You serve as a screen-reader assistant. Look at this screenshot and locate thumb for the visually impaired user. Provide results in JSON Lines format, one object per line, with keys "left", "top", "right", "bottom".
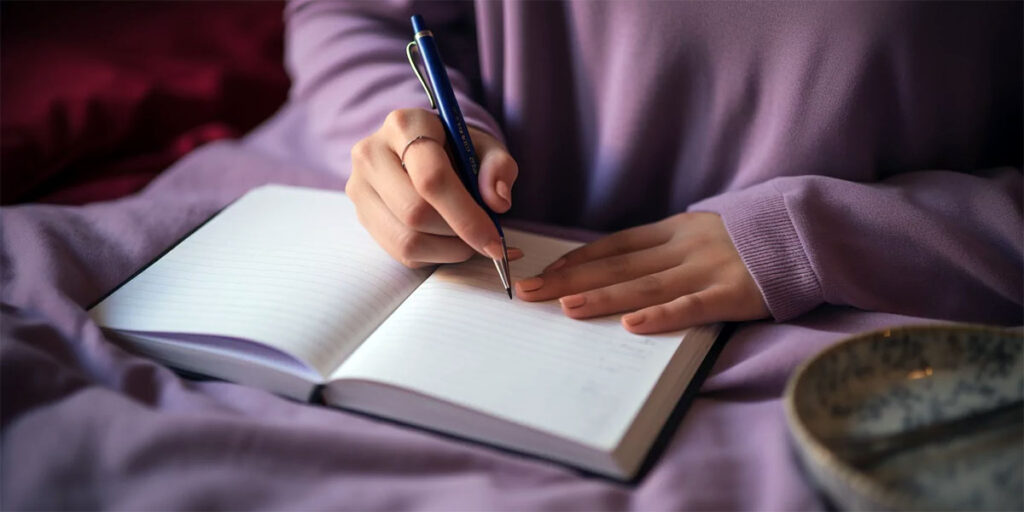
{"left": 471, "top": 128, "right": 519, "bottom": 213}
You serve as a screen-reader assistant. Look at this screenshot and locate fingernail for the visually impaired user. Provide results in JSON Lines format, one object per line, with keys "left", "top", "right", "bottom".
{"left": 623, "top": 313, "right": 645, "bottom": 326}
{"left": 559, "top": 295, "right": 586, "bottom": 309}
{"left": 517, "top": 277, "right": 544, "bottom": 292}
{"left": 544, "top": 257, "right": 567, "bottom": 272}
{"left": 482, "top": 241, "right": 504, "bottom": 260}
{"left": 507, "top": 247, "right": 525, "bottom": 260}
{"left": 495, "top": 180, "right": 511, "bottom": 204}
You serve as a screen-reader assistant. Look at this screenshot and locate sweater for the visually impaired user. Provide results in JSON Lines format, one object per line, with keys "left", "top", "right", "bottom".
{"left": 284, "top": 0, "right": 1022, "bottom": 325}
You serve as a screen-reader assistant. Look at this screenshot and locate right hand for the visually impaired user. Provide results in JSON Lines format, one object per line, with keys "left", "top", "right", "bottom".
{"left": 346, "top": 108, "right": 521, "bottom": 268}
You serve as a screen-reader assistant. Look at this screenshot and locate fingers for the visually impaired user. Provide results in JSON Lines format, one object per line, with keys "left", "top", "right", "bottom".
{"left": 382, "top": 110, "right": 503, "bottom": 258}
{"left": 543, "top": 221, "right": 672, "bottom": 272}
{"left": 352, "top": 137, "right": 453, "bottom": 236}
{"left": 622, "top": 287, "right": 730, "bottom": 334}
{"left": 512, "top": 211, "right": 769, "bottom": 334}
{"left": 471, "top": 127, "right": 519, "bottom": 213}
{"left": 506, "top": 247, "right": 525, "bottom": 261}
{"left": 552, "top": 265, "right": 706, "bottom": 320}
{"left": 346, "top": 171, "right": 476, "bottom": 267}
{"left": 515, "top": 244, "right": 678, "bottom": 301}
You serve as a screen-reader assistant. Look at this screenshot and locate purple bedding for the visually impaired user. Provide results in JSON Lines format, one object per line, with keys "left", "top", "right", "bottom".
{"left": 2, "top": 128, "right": 954, "bottom": 509}
{"left": 4, "top": 1, "right": 1021, "bottom": 507}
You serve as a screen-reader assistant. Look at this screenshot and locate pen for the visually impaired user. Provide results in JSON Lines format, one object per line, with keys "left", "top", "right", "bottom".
{"left": 406, "top": 14, "right": 513, "bottom": 299}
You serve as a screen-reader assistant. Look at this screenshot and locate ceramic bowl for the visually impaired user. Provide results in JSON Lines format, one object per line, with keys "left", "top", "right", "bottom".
{"left": 784, "top": 324, "right": 1023, "bottom": 511}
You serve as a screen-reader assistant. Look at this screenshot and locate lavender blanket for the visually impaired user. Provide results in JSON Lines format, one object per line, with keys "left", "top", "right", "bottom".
{"left": 1, "top": 132, "right": 956, "bottom": 510}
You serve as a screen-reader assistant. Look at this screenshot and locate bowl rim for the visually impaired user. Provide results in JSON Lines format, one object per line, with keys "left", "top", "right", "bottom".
{"left": 782, "top": 322, "right": 1023, "bottom": 510}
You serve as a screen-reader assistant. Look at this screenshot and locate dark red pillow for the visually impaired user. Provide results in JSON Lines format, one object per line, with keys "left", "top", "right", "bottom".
{"left": 1, "top": 1, "right": 289, "bottom": 205}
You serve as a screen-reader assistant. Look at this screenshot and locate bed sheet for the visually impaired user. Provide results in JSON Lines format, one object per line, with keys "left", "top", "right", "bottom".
{"left": 0, "top": 101, "right": 950, "bottom": 508}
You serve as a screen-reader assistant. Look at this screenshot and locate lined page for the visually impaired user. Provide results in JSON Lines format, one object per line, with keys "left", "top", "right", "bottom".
{"left": 90, "top": 185, "right": 429, "bottom": 378}
{"left": 332, "top": 230, "right": 691, "bottom": 449}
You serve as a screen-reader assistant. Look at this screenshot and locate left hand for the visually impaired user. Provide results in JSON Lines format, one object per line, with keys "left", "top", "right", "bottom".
{"left": 515, "top": 212, "right": 770, "bottom": 333}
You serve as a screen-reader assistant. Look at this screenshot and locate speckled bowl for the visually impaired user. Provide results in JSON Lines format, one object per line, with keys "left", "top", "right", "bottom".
{"left": 784, "top": 325, "right": 1023, "bottom": 511}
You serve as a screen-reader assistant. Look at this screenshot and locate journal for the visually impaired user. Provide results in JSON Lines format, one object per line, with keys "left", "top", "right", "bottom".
{"left": 89, "top": 184, "right": 722, "bottom": 480}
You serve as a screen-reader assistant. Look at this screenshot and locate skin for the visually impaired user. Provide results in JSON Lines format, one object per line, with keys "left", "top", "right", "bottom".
{"left": 515, "top": 213, "right": 770, "bottom": 334}
{"left": 349, "top": 108, "right": 770, "bottom": 333}
{"left": 346, "top": 108, "right": 521, "bottom": 267}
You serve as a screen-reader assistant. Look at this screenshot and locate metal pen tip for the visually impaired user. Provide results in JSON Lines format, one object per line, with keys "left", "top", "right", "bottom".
{"left": 492, "top": 238, "right": 513, "bottom": 300}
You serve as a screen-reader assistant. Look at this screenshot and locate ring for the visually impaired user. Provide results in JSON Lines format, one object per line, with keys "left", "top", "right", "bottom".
{"left": 400, "top": 135, "right": 443, "bottom": 170}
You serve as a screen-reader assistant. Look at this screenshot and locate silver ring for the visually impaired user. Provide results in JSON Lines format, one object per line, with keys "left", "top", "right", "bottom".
{"left": 400, "top": 135, "right": 443, "bottom": 170}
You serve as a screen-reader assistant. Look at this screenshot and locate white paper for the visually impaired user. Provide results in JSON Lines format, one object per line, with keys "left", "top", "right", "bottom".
{"left": 333, "top": 230, "right": 688, "bottom": 449}
{"left": 90, "top": 185, "right": 429, "bottom": 377}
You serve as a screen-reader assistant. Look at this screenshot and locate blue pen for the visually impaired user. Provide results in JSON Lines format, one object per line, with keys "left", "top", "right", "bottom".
{"left": 406, "top": 14, "right": 512, "bottom": 299}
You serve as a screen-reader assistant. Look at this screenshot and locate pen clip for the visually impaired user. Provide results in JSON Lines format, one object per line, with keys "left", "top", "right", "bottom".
{"left": 406, "top": 41, "right": 437, "bottom": 110}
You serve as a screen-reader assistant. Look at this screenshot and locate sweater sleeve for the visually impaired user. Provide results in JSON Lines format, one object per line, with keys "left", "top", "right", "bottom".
{"left": 284, "top": 0, "right": 504, "bottom": 177}
{"left": 688, "top": 168, "right": 1023, "bottom": 325}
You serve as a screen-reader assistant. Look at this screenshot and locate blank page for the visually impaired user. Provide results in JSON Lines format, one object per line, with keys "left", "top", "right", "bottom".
{"left": 332, "top": 230, "right": 692, "bottom": 450}
{"left": 90, "top": 185, "right": 429, "bottom": 378}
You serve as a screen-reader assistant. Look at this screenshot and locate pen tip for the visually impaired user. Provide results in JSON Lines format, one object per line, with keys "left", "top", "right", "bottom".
{"left": 507, "top": 287, "right": 513, "bottom": 300}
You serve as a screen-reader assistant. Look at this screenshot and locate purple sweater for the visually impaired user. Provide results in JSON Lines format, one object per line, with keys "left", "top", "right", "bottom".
{"left": 284, "top": 0, "right": 1022, "bottom": 325}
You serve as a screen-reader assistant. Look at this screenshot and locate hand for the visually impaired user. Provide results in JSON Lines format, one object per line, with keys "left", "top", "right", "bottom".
{"left": 515, "top": 213, "right": 770, "bottom": 334}
{"left": 346, "top": 108, "right": 521, "bottom": 268}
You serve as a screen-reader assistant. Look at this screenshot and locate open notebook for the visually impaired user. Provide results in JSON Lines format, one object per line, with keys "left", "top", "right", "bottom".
{"left": 89, "top": 184, "right": 722, "bottom": 480}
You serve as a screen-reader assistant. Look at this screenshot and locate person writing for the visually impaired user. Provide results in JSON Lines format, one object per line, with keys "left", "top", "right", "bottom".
{"left": 286, "top": 1, "right": 1022, "bottom": 333}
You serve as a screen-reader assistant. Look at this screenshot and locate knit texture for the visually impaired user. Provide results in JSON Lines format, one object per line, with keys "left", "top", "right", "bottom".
{"left": 690, "top": 187, "right": 822, "bottom": 320}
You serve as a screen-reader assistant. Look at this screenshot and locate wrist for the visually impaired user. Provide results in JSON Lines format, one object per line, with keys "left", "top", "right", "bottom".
{"left": 688, "top": 183, "right": 824, "bottom": 321}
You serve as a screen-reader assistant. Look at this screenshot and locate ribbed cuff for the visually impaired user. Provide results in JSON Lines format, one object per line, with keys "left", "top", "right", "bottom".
{"left": 689, "top": 186, "right": 823, "bottom": 321}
